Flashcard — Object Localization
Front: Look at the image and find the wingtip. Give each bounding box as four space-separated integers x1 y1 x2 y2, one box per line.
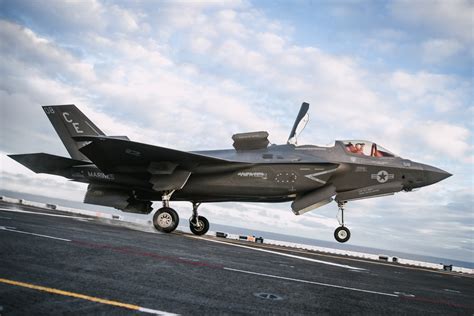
6 153 20 159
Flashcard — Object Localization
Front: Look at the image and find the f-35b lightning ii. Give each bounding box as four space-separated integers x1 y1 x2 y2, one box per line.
9 103 451 242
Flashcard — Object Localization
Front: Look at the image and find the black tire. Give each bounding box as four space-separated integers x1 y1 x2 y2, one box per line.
189 216 209 236
153 207 179 233
334 226 351 243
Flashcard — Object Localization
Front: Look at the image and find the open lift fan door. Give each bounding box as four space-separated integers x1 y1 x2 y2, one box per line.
232 131 269 151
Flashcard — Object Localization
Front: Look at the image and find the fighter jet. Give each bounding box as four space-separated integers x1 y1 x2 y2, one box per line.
9 103 451 242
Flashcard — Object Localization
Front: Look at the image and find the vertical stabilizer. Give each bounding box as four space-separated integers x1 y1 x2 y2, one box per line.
42 104 105 161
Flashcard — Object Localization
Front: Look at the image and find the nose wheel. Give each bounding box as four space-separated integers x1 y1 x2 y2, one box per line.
334 201 351 243
334 226 351 243
189 202 209 236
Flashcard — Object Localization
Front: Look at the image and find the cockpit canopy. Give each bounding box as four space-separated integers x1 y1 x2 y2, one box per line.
341 140 397 158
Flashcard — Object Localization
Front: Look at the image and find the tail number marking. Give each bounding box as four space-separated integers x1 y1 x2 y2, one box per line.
44 107 55 114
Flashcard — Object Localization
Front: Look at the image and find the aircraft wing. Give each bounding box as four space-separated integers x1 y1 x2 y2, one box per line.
75 136 235 174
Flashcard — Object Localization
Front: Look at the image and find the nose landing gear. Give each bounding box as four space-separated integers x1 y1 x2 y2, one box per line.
334 201 351 243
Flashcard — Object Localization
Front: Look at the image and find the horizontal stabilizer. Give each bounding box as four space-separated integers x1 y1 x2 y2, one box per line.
7 153 88 175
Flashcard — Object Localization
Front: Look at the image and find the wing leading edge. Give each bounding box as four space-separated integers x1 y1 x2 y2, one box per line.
75 136 237 174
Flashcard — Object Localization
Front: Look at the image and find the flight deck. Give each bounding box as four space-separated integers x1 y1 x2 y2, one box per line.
0 201 472 315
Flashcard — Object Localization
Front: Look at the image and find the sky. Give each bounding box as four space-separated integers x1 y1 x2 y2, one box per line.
0 0 472 262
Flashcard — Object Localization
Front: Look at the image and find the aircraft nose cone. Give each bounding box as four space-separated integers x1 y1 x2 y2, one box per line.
422 164 452 186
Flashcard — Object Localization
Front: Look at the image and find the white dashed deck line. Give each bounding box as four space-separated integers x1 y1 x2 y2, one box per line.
224 267 399 297
0 226 71 242
188 235 366 270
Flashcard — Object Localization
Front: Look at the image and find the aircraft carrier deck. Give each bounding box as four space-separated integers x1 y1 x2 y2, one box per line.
0 200 473 315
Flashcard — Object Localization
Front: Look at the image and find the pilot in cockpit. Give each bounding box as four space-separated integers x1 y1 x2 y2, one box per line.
344 140 396 158
345 142 365 155
345 142 356 153
354 143 365 155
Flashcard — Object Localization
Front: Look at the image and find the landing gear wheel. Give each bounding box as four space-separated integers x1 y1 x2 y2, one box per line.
334 226 351 243
189 216 209 236
153 207 179 233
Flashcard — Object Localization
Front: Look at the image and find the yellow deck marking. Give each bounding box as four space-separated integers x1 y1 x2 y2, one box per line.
0 278 177 315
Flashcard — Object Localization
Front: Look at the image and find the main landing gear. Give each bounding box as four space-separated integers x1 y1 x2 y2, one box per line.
189 203 210 236
153 191 179 233
152 192 209 236
334 201 351 243
153 207 179 233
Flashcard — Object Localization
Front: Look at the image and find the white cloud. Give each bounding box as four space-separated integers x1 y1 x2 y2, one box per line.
109 5 140 33
216 9 248 38
421 38 462 64
2 0 148 37
390 0 474 43
190 37 212 54
417 121 470 160
389 70 468 112
216 39 268 73
258 32 285 54
0 20 97 83
0 16 289 152
114 39 173 67
35 0 105 31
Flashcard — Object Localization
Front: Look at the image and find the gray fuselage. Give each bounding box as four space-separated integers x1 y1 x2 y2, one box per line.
66 141 443 204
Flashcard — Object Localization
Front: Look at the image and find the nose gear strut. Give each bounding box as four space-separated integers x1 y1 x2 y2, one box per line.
334 201 351 243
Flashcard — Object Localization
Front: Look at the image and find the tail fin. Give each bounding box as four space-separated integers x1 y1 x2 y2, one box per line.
42 105 105 161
